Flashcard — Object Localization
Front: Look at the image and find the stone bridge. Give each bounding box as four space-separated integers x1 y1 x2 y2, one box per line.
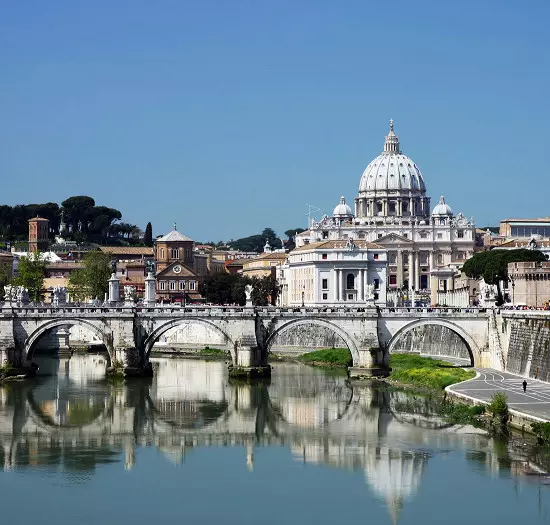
0 304 492 377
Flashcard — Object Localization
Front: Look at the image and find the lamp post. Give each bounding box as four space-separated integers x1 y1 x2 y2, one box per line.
301 285 305 307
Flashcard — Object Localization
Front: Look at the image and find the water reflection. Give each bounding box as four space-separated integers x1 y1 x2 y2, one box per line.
0 356 548 520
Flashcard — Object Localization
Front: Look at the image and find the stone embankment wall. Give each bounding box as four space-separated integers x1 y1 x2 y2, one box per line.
504 314 550 381
390 325 472 361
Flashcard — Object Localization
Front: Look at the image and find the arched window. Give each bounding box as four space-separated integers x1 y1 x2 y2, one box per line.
346 273 355 290
437 253 443 265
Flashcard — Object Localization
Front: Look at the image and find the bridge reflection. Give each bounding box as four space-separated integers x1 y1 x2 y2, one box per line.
0 357 546 518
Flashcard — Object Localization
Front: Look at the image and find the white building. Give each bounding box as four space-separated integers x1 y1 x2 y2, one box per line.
294 120 476 305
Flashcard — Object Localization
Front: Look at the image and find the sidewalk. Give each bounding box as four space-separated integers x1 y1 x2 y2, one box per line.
447 368 550 422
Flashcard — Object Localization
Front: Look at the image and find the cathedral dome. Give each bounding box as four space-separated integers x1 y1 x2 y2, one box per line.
333 196 353 217
358 120 426 194
432 195 453 216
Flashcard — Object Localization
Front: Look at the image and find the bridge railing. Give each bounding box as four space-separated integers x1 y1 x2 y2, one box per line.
1 302 489 317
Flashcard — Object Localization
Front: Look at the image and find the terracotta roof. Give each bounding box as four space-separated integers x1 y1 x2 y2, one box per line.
292 240 384 252
99 246 154 256
44 262 84 270
226 258 250 267
254 252 288 261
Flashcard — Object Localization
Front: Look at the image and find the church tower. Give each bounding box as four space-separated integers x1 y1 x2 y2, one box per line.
28 216 50 253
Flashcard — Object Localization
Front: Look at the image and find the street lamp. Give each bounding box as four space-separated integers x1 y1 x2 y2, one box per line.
301 285 305 307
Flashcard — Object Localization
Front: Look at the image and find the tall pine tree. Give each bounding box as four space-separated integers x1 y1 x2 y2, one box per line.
144 222 153 246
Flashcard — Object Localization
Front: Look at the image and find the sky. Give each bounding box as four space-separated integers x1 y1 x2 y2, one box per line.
1 0 549 242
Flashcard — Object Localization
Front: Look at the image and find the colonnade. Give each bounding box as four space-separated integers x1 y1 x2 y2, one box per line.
354 197 430 218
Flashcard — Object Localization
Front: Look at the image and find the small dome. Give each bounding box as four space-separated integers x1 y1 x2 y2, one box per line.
432 195 453 216
333 196 353 217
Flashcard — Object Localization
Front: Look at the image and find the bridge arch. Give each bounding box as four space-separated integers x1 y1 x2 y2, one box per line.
266 318 360 365
24 318 112 363
144 318 236 360
386 318 478 366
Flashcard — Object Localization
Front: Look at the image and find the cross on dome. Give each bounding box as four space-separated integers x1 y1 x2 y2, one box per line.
383 118 400 154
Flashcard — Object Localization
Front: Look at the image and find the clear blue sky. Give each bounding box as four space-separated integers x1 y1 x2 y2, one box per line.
1 1 549 242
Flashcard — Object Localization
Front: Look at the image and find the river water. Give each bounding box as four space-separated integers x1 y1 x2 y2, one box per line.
0 355 549 525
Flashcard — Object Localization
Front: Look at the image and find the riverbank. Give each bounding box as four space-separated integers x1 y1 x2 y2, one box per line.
151 346 229 360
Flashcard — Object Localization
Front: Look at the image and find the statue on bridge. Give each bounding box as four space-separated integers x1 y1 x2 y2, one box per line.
245 284 253 307
52 286 67 307
364 282 376 302
3 285 30 305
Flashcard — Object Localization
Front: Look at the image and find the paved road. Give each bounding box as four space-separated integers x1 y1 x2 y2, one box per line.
448 369 550 421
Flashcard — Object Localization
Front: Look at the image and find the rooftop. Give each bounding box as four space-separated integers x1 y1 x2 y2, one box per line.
292 240 384 252
99 246 154 256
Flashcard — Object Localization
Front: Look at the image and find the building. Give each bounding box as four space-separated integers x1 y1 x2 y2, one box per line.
295 120 476 304
508 261 550 307
153 225 225 303
285 239 387 306
28 216 50 252
98 246 154 264
241 252 288 279
499 217 550 239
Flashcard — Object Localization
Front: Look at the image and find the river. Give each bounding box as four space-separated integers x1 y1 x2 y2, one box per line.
0 354 549 525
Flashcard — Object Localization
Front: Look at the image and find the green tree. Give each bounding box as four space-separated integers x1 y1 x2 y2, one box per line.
13 256 46 302
463 248 547 305
203 273 250 305
69 251 113 301
144 222 153 246
251 275 280 306
284 227 306 251
0 263 12 297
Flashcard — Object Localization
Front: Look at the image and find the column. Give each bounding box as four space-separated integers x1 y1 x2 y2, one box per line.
108 273 120 303
409 198 414 216
369 199 374 217
396 251 403 288
415 251 421 289
340 270 345 301
332 269 338 302
358 267 363 302
409 250 414 289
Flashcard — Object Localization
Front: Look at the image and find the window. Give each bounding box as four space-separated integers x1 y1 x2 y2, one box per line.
437 233 443 239
322 293 328 300
346 273 355 290
169 281 176 291
322 231 329 239
403 233 408 238
457 230 464 239
179 280 186 290
373 253 379 260
378 233 383 238
160 248 165 258
373 278 380 289
189 281 196 290
159 281 167 291
420 232 427 239
437 253 443 264
348 294 354 300
389 275 397 285
322 253 328 260
322 279 328 290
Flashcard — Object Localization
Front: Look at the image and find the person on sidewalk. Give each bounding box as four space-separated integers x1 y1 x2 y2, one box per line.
522 380 527 393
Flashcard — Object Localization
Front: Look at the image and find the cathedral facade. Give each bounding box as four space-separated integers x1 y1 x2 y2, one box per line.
289 121 476 306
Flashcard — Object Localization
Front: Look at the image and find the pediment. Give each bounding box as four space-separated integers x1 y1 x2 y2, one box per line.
156 261 197 278
374 233 414 245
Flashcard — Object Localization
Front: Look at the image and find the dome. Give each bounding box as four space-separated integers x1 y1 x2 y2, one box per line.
333 196 353 217
358 120 426 194
432 195 453 216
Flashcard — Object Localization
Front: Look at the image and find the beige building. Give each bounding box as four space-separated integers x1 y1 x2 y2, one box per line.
508 261 550 307
241 252 288 279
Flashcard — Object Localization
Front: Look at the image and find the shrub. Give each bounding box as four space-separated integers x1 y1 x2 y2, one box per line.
531 422 550 445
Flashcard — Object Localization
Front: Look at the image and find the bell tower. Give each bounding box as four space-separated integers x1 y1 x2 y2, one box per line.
28 216 50 252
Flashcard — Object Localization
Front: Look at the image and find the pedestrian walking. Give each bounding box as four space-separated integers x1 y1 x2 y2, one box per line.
522 380 527 393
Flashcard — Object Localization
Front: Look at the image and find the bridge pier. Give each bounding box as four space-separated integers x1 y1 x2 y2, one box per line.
228 345 271 379
109 347 153 378
348 347 390 379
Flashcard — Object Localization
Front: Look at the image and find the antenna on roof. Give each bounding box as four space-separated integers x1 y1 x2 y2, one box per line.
305 204 320 228
173 222 177 231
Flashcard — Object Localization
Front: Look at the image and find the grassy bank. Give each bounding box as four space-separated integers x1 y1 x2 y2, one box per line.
198 347 229 358
389 354 475 391
297 348 352 367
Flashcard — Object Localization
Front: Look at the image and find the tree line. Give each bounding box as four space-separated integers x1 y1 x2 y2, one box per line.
0 196 147 245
